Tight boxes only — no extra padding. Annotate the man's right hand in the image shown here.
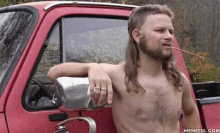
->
[47,62,113,106]
[88,63,113,106]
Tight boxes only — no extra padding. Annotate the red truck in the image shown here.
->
[0,1,219,133]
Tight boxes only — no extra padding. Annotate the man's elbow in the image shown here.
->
[184,105,199,117]
[47,66,57,82]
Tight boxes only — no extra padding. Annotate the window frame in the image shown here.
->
[22,20,62,111]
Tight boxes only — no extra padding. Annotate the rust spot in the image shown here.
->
[136,108,143,115]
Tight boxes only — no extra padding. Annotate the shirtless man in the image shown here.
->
[47,4,201,133]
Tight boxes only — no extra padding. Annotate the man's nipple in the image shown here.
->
[136,108,143,115]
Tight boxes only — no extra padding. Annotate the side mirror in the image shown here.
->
[54,77,107,111]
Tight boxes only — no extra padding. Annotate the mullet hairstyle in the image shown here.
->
[125,4,181,94]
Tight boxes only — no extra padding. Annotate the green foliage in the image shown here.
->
[183,51,219,83]
[0,0,10,7]
[0,0,24,7]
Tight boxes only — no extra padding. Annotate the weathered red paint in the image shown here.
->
[201,103,220,129]
[0,1,214,133]
[0,113,8,133]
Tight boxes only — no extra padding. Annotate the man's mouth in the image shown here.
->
[162,43,171,47]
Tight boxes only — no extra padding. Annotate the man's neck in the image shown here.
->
[137,53,164,77]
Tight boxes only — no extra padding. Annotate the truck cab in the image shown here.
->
[0,1,219,133]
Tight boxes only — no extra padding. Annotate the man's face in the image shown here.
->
[138,14,174,62]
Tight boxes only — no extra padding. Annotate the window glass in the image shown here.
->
[33,23,60,83]
[63,17,128,64]
[0,11,33,92]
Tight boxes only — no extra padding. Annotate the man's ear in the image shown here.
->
[132,29,142,44]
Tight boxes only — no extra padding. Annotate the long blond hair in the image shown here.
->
[125,4,180,94]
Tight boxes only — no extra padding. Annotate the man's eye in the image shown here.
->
[156,29,164,32]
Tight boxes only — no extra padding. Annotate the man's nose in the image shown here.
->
[164,31,173,41]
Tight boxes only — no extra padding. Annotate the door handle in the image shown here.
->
[54,117,96,133]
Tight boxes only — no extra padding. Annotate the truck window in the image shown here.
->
[23,17,128,111]
[0,11,33,96]
[62,17,128,63]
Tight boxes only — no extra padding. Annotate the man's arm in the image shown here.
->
[181,73,201,132]
[47,62,113,105]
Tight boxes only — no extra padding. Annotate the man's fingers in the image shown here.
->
[98,84,107,105]
[94,82,101,104]
[107,82,113,104]
[88,66,113,106]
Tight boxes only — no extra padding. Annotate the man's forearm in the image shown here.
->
[47,62,97,82]
[47,62,114,105]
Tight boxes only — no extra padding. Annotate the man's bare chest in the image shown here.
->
[113,82,183,123]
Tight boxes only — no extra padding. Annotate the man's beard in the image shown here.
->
[139,36,173,62]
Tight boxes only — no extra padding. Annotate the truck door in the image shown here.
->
[5,5,130,133]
